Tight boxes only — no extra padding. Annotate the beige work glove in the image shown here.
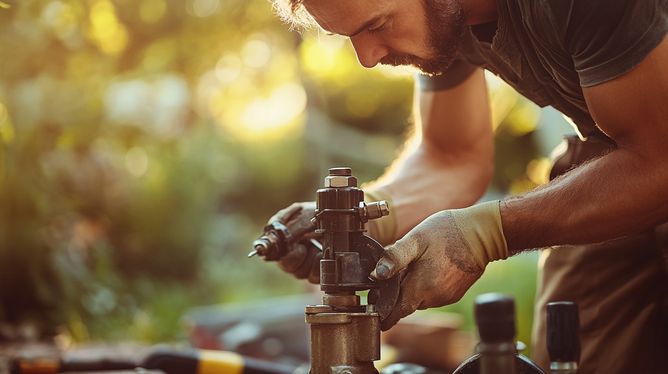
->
[268,191,397,283]
[371,200,509,331]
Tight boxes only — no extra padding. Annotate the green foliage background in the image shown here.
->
[0,0,571,354]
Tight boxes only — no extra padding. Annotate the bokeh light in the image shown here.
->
[140,0,166,24]
[87,0,130,55]
[241,39,272,68]
[0,103,11,144]
[0,0,554,347]
[125,147,149,177]
[240,82,306,131]
[215,54,243,83]
[186,0,220,18]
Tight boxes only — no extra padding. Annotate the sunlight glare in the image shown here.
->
[239,83,306,133]
[0,103,7,126]
[526,157,551,185]
[125,147,149,177]
[87,0,129,55]
[140,0,166,24]
[241,39,271,68]
[0,103,13,144]
[215,54,242,83]
[300,35,351,77]
[486,72,518,131]
[186,0,219,17]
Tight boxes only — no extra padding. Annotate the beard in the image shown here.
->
[379,0,466,76]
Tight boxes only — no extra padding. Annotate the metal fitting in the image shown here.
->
[306,305,334,314]
[325,175,358,188]
[324,167,358,188]
[358,201,390,222]
[251,236,275,257]
[322,294,360,307]
[365,201,390,220]
[550,362,578,371]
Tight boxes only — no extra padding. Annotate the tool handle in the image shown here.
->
[474,293,517,374]
[547,302,580,374]
[11,348,298,374]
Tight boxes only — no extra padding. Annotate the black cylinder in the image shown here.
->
[547,302,580,364]
[474,293,516,374]
[475,293,516,342]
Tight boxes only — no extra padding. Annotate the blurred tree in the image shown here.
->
[0,0,314,339]
[0,0,550,344]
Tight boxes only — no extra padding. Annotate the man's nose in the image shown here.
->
[349,35,387,68]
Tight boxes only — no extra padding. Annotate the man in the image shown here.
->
[265,0,668,372]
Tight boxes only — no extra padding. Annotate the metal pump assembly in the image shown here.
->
[307,167,398,374]
[251,167,399,374]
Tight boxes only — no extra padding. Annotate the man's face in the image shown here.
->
[304,0,466,75]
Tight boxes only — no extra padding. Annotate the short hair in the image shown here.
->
[270,0,318,30]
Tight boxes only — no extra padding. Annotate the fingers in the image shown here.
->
[277,243,308,273]
[380,259,483,330]
[380,271,424,331]
[278,242,322,282]
[267,202,318,239]
[267,202,304,225]
[287,204,318,237]
[307,251,322,284]
[372,232,428,280]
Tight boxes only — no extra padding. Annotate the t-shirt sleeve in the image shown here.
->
[416,58,478,91]
[550,0,668,87]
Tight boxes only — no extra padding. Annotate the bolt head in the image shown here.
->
[328,167,352,176]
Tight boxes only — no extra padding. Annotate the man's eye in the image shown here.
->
[368,22,387,34]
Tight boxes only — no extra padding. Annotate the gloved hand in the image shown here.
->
[371,200,509,331]
[268,201,319,240]
[267,202,321,284]
[267,191,397,283]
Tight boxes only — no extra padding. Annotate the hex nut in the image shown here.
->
[378,200,390,215]
[324,175,358,188]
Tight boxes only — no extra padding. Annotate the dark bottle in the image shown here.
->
[546,302,580,374]
[475,293,517,374]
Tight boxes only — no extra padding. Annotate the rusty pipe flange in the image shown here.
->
[306,310,380,374]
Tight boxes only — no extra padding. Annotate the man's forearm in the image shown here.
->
[373,139,493,239]
[501,147,668,253]
[366,69,494,240]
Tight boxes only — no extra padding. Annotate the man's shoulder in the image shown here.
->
[511,0,665,39]
[507,0,668,86]
[519,0,574,23]
[504,0,576,46]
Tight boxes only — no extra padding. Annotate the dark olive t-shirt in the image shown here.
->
[419,0,668,139]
